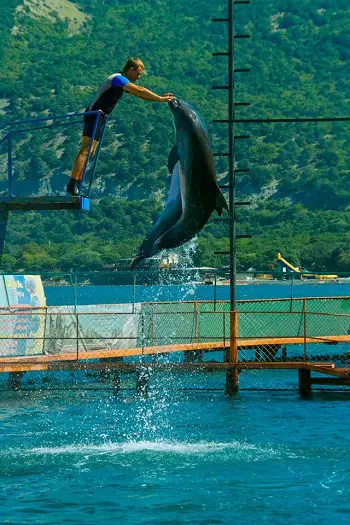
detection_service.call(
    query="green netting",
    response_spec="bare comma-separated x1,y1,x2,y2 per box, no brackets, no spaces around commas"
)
139,298,350,348
0,298,349,363
238,311,304,338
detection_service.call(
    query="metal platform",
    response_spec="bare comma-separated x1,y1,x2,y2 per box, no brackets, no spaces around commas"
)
0,195,90,263
0,195,90,211
0,110,106,267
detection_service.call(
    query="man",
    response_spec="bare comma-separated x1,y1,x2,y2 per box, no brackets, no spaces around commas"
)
67,57,174,196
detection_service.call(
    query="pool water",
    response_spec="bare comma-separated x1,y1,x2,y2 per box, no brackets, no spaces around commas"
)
1,376,349,524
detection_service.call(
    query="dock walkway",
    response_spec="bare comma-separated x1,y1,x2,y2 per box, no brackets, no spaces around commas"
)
0,296,349,393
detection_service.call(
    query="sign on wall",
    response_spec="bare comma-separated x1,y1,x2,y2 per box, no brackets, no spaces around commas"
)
0,275,46,356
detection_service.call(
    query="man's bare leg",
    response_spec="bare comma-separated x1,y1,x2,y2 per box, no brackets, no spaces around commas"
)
67,136,98,196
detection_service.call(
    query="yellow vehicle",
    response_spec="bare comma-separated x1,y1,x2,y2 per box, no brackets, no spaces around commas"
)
274,253,338,280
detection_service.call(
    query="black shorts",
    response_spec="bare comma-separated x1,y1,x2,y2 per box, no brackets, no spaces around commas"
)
83,110,106,141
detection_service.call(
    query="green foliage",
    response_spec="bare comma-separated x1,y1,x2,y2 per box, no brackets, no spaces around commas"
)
0,0,348,273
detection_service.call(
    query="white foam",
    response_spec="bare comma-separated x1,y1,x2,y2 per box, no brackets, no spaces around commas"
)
11,440,280,458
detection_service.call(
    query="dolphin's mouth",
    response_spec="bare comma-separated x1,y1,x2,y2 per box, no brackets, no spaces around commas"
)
168,98,180,111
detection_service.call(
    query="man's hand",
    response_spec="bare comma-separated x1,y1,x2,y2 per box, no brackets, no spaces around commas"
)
124,83,175,102
160,93,175,102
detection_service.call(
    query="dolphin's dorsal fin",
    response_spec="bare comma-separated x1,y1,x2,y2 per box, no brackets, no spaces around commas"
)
215,188,228,216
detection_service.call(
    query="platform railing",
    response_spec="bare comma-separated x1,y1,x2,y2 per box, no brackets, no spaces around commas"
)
0,110,106,199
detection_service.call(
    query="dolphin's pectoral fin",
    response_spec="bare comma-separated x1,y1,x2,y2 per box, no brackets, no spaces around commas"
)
130,254,143,270
130,243,150,269
168,145,180,174
215,187,228,215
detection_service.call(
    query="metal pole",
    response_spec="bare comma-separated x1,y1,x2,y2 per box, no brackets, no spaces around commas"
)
86,115,108,196
214,270,217,311
79,112,101,189
290,275,294,312
76,311,79,360
0,109,102,130
303,298,307,361
151,303,155,345
214,116,350,124
226,0,242,395
3,275,10,307
7,134,13,197
223,311,226,351
132,274,136,314
194,301,199,343
228,0,236,312
73,270,77,314
225,310,239,394
141,313,145,364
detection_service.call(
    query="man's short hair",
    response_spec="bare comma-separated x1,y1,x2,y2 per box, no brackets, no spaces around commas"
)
122,57,145,73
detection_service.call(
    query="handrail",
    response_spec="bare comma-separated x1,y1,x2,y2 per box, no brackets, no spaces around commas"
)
0,110,101,130
0,110,105,200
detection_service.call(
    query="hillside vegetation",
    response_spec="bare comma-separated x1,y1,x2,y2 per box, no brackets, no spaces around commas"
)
0,0,349,272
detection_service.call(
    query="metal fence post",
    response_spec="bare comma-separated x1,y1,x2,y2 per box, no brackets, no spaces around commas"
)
214,271,217,311
141,313,145,363
136,313,150,396
7,134,13,197
194,301,199,343
303,298,307,361
290,276,294,312
223,310,226,351
132,274,136,314
43,307,48,356
73,270,78,313
225,310,239,395
76,312,79,360
151,304,155,346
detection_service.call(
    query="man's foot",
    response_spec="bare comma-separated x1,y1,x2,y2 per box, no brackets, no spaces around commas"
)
66,178,80,196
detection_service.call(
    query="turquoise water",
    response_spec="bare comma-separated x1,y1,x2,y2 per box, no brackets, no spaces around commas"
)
1,379,349,524
45,281,350,305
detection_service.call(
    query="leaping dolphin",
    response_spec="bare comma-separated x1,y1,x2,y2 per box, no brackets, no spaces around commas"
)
131,99,227,269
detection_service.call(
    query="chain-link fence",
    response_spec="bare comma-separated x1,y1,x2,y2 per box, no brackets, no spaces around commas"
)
0,298,348,367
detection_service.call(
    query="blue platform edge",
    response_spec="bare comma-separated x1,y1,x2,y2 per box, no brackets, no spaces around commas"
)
80,196,90,211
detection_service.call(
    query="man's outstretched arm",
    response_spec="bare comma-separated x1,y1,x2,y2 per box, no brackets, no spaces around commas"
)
124,83,174,102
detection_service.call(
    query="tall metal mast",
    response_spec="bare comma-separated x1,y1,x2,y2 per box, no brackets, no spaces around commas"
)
228,0,236,311
212,1,251,311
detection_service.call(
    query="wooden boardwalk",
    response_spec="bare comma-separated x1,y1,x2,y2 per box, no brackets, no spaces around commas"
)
1,357,349,393
0,334,349,372
1,335,349,395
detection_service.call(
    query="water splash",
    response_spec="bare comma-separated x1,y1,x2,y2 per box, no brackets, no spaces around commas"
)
4,439,287,460
157,237,200,294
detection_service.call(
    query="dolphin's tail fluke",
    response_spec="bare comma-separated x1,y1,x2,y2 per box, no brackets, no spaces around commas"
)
215,187,228,216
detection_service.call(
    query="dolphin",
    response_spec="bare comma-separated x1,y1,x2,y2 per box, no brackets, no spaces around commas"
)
131,98,227,268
